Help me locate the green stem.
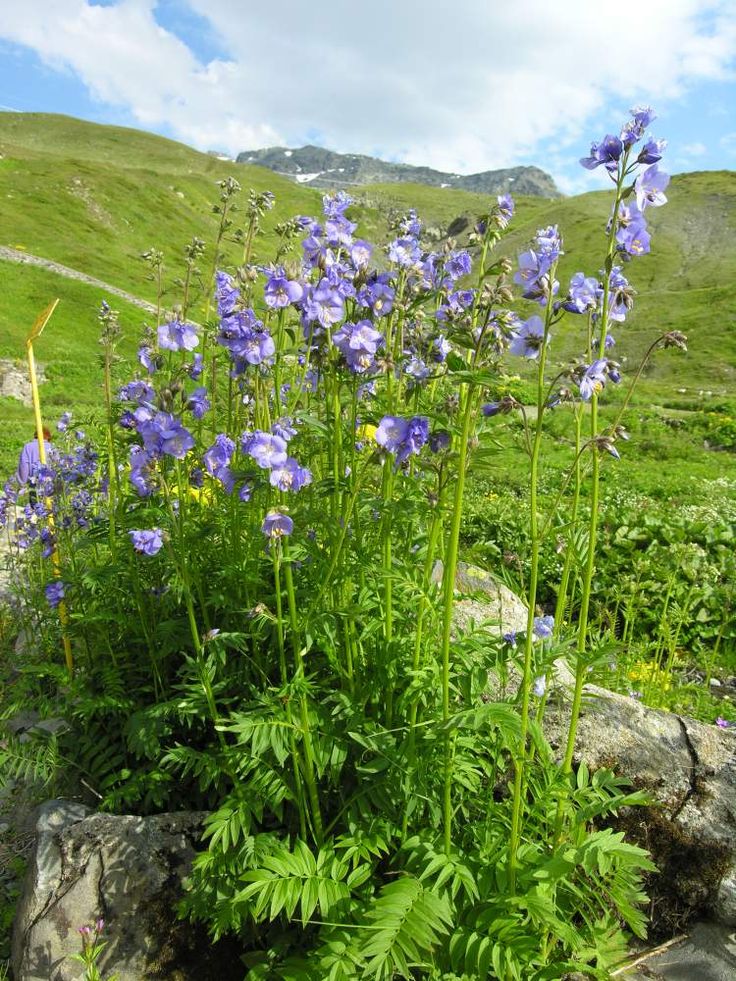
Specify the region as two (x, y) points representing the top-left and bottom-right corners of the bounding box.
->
(439, 383), (478, 856)
(508, 288), (554, 892)
(271, 545), (308, 840)
(283, 548), (324, 843)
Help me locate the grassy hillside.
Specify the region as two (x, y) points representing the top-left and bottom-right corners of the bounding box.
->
(0, 113), (735, 480)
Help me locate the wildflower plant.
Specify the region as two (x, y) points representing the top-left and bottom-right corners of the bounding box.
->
(1, 108), (696, 978)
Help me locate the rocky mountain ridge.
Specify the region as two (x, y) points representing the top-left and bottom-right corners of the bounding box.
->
(236, 144), (560, 197)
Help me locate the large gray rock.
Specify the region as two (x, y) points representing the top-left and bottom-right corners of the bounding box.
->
(12, 802), (239, 980)
(545, 685), (736, 931)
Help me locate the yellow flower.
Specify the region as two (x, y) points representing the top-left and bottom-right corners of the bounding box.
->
(357, 424), (378, 444)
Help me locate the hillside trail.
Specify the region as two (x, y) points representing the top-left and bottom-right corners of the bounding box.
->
(0, 245), (156, 314)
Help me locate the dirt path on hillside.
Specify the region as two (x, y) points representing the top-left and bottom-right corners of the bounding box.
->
(0, 245), (156, 314)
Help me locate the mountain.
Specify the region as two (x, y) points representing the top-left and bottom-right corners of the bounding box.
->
(236, 144), (560, 198)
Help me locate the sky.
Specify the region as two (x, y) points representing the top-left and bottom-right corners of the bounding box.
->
(1, 0), (735, 194)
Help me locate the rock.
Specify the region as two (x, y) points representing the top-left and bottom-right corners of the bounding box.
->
(434, 560), (529, 638)
(0, 358), (45, 406)
(12, 802), (241, 980)
(544, 686), (736, 932)
(619, 921), (736, 979)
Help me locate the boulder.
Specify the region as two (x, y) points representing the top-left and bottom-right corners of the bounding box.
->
(545, 685), (736, 932)
(12, 802), (241, 980)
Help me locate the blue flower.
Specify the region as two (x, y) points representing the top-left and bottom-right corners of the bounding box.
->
(509, 316), (548, 360)
(533, 615), (554, 639)
(45, 580), (66, 608)
(157, 320), (199, 352)
(186, 386), (210, 419)
(268, 458), (312, 492)
(129, 528), (164, 556)
(375, 415), (429, 465)
(262, 510), (293, 538)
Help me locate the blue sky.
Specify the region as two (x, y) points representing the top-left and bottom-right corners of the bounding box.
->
(1, 0), (735, 194)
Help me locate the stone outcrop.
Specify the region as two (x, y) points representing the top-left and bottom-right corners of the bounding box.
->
(12, 802), (240, 981)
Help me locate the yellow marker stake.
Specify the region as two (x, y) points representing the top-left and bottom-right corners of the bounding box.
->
(26, 300), (74, 677)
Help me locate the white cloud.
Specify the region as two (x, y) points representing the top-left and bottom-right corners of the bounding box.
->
(680, 141), (708, 156)
(2, 0), (736, 180)
(721, 132), (736, 153)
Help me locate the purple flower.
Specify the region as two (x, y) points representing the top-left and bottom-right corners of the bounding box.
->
(579, 359), (608, 401)
(272, 418), (297, 442)
(503, 630), (517, 648)
(350, 240), (372, 269)
(635, 164), (669, 211)
(186, 386), (210, 419)
(325, 216), (356, 248)
(608, 266), (634, 322)
(303, 279), (344, 329)
(140, 412), (195, 459)
(716, 717), (732, 729)
(497, 194), (515, 227)
(433, 335), (451, 362)
(217, 309), (275, 367)
(45, 580), (66, 608)
(444, 250), (472, 281)
(580, 134), (623, 172)
(238, 483), (252, 502)
(189, 353), (204, 380)
(532, 676), (547, 697)
(158, 320), (199, 352)
(243, 431), (288, 469)
(138, 344), (158, 374)
(264, 272), (304, 308)
(119, 380), (155, 404)
(323, 190), (352, 218)
(268, 457), (312, 492)
(332, 320), (384, 374)
(429, 430), (451, 453)
(616, 201), (651, 256)
(533, 615), (554, 639)
(562, 273), (601, 314)
(513, 233), (560, 302)
(388, 237), (420, 268)
(621, 105), (656, 146)
(216, 271), (240, 316)
(129, 446), (157, 497)
(56, 411), (72, 433)
(509, 316), (548, 359)
(638, 137), (666, 164)
(359, 279), (395, 317)
(203, 434), (235, 492)
(262, 510), (293, 538)
(375, 415), (429, 465)
(129, 528), (164, 556)
(400, 209), (422, 236)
